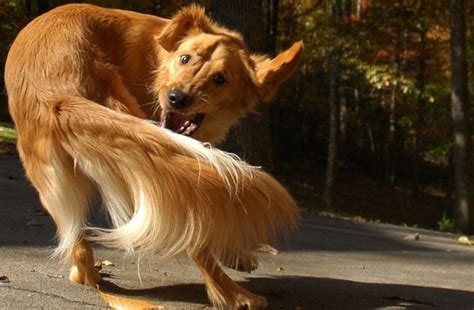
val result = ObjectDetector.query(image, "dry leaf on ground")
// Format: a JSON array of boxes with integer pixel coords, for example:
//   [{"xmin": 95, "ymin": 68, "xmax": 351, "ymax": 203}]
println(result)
[
  {"xmin": 403, "ymin": 233, "xmax": 420, "ymax": 241},
  {"xmin": 257, "ymin": 244, "xmax": 280, "ymax": 255},
  {"xmin": 457, "ymin": 236, "xmax": 474, "ymax": 246},
  {"xmin": 102, "ymin": 260, "xmax": 115, "ymax": 266}
]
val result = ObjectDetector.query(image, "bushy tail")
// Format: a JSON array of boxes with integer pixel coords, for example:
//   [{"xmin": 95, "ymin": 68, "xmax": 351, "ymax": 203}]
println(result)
[{"xmin": 54, "ymin": 96, "xmax": 299, "ymax": 262}]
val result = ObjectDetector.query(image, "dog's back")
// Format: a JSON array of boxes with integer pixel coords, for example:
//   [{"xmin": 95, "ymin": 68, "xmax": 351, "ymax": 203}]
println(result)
[{"xmin": 6, "ymin": 4, "xmax": 167, "ymax": 124}]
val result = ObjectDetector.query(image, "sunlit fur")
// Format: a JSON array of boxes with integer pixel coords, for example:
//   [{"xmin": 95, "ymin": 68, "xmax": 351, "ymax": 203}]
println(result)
[{"xmin": 5, "ymin": 3, "xmax": 302, "ymax": 309}]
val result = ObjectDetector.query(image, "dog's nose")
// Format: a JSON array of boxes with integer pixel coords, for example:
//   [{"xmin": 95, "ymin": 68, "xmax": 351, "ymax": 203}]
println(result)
[{"xmin": 168, "ymin": 90, "xmax": 192, "ymax": 110}]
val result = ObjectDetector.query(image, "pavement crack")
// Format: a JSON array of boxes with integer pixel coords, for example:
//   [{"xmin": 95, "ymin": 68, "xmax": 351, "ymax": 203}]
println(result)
[{"xmin": 1, "ymin": 285, "xmax": 107, "ymax": 308}]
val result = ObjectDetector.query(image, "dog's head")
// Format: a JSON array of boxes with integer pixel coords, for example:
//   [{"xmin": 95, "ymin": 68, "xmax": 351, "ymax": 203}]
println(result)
[{"xmin": 153, "ymin": 5, "xmax": 303, "ymax": 145}]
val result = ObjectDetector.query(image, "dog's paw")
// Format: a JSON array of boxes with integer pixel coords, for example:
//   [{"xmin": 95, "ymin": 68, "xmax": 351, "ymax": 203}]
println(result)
[{"xmin": 69, "ymin": 265, "xmax": 102, "ymax": 287}]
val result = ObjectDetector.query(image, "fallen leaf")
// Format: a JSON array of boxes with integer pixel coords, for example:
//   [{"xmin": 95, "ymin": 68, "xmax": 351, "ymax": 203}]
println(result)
[
  {"xmin": 351, "ymin": 216, "xmax": 366, "ymax": 223},
  {"xmin": 27, "ymin": 219, "xmax": 43, "ymax": 227},
  {"xmin": 0, "ymin": 275, "xmax": 10, "ymax": 284},
  {"xmin": 257, "ymin": 244, "xmax": 280, "ymax": 255},
  {"xmin": 404, "ymin": 233, "xmax": 420, "ymax": 241},
  {"xmin": 97, "ymin": 285, "xmax": 163, "ymax": 309},
  {"xmin": 102, "ymin": 260, "xmax": 115, "ymax": 266},
  {"xmin": 457, "ymin": 236, "xmax": 474, "ymax": 246}
]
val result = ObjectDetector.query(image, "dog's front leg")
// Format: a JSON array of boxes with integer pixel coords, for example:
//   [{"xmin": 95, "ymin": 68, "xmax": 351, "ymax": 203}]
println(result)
[
  {"xmin": 69, "ymin": 238, "xmax": 102, "ymax": 287},
  {"xmin": 188, "ymin": 249, "xmax": 268, "ymax": 309}
]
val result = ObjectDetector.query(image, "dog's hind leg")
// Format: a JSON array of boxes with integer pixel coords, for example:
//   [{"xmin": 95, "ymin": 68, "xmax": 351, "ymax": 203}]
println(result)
[
  {"xmin": 69, "ymin": 238, "xmax": 101, "ymax": 287},
  {"xmin": 17, "ymin": 138, "xmax": 100, "ymax": 287},
  {"xmin": 189, "ymin": 249, "xmax": 268, "ymax": 310}
]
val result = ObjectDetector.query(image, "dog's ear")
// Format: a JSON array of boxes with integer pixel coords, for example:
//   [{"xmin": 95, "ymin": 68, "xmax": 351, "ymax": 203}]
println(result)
[
  {"xmin": 253, "ymin": 41, "xmax": 304, "ymax": 102},
  {"xmin": 156, "ymin": 5, "xmax": 214, "ymax": 51}
]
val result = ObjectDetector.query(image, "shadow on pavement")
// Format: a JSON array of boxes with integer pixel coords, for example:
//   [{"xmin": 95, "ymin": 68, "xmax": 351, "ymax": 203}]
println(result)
[{"xmin": 98, "ymin": 275, "xmax": 474, "ymax": 309}]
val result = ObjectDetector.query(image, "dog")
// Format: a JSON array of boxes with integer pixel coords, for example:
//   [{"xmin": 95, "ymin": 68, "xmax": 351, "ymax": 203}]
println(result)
[{"xmin": 5, "ymin": 4, "xmax": 302, "ymax": 309}]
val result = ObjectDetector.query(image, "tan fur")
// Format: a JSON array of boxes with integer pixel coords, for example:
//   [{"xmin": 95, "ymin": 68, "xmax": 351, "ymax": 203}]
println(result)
[{"xmin": 5, "ymin": 4, "xmax": 302, "ymax": 309}]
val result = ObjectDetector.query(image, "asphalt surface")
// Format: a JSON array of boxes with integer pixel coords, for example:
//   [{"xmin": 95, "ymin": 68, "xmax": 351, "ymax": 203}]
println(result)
[{"xmin": 1, "ymin": 153, "xmax": 474, "ymax": 309}]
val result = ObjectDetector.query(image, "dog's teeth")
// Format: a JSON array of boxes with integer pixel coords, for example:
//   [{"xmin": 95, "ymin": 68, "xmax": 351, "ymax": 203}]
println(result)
[
  {"xmin": 183, "ymin": 123, "xmax": 198, "ymax": 135},
  {"xmin": 184, "ymin": 120, "xmax": 191, "ymax": 127}
]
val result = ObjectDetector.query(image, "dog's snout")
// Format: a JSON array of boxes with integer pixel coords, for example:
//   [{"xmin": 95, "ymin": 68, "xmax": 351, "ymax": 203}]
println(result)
[{"xmin": 168, "ymin": 90, "xmax": 192, "ymax": 110}]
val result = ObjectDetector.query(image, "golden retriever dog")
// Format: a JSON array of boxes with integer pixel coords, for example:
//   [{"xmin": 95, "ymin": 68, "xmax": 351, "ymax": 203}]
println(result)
[{"xmin": 5, "ymin": 3, "xmax": 302, "ymax": 309}]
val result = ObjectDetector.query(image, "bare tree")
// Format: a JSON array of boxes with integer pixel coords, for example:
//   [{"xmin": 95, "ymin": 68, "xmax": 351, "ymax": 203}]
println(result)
[
  {"xmin": 450, "ymin": 0, "xmax": 473, "ymax": 233},
  {"xmin": 413, "ymin": 0, "xmax": 427, "ymax": 200},
  {"xmin": 323, "ymin": 0, "xmax": 342, "ymax": 211},
  {"xmin": 38, "ymin": 0, "xmax": 49, "ymax": 15}
]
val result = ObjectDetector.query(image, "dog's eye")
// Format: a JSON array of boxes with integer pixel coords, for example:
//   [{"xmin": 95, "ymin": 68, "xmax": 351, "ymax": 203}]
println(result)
[
  {"xmin": 180, "ymin": 55, "xmax": 191, "ymax": 64},
  {"xmin": 213, "ymin": 74, "xmax": 226, "ymax": 85}
]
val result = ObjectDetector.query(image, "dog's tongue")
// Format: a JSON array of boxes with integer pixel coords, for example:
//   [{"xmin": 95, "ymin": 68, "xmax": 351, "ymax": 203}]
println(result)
[{"xmin": 161, "ymin": 112, "xmax": 192, "ymax": 132}]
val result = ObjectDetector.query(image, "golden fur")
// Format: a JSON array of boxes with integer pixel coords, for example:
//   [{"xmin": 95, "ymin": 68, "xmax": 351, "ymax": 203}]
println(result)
[{"xmin": 5, "ymin": 4, "xmax": 302, "ymax": 309}]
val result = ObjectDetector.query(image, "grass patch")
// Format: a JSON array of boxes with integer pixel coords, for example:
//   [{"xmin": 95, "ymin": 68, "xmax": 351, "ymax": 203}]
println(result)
[
  {"xmin": 0, "ymin": 122, "xmax": 17, "ymax": 155},
  {"xmin": 0, "ymin": 122, "xmax": 16, "ymax": 144}
]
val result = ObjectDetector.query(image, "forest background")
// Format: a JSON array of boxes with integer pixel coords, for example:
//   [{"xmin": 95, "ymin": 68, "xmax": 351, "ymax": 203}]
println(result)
[{"xmin": 1, "ymin": 0, "xmax": 473, "ymax": 233}]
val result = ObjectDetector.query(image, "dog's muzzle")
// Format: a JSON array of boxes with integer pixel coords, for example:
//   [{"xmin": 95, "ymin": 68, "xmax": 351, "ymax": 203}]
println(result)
[{"xmin": 168, "ymin": 89, "xmax": 192, "ymax": 110}]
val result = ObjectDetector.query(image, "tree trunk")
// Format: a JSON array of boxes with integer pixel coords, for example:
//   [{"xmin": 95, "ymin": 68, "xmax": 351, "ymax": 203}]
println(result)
[
  {"xmin": 151, "ymin": 0, "xmax": 157, "ymax": 15},
  {"xmin": 343, "ymin": 0, "xmax": 352, "ymax": 21},
  {"xmin": 37, "ymin": 0, "xmax": 49, "ymax": 15},
  {"xmin": 339, "ymin": 0, "xmax": 352, "ymax": 162},
  {"xmin": 323, "ymin": 0, "xmax": 342, "ymax": 211},
  {"xmin": 450, "ymin": 0, "xmax": 473, "ymax": 233},
  {"xmin": 25, "ymin": 0, "xmax": 32, "ymax": 18},
  {"xmin": 413, "ymin": 3, "xmax": 427, "ymax": 200},
  {"xmin": 386, "ymin": 1, "xmax": 404, "ymax": 184},
  {"xmin": 266, "ymin": 0, "xmax": 279, "ymax": 55},
  {"xmin": 212, "ymin": 0, "xmax": 276, "ymax": 170}
]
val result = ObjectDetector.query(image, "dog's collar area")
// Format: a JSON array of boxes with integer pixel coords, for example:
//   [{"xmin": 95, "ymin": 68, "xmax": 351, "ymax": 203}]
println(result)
[{"xmin": 160, "ymin": 111, "xmax": 205, "ymax": 136}]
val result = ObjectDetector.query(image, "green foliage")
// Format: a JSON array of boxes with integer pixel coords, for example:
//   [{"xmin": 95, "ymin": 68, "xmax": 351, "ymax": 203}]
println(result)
[
  {"xmin": 0, "ymin": 122, "xmax": 16, "ymax": 144},
  {"xmin": 274, "ymin": 0, "xmax": 465, "ymax": 182},
  {"xmin": 437, "ymin": 212, "xmax": 455, "ymax": 233}
]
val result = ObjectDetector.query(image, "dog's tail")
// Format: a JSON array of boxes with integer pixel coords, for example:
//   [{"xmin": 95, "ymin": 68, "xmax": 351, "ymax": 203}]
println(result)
[{"xmin": 53, "ymin": 96, "xmax": 299, "ymax": 262}]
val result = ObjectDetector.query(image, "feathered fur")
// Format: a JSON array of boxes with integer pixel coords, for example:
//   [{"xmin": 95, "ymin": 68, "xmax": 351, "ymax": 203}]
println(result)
[{"xmin": 5, "ymin": 4, "xmax": 302, "ymax": 309}]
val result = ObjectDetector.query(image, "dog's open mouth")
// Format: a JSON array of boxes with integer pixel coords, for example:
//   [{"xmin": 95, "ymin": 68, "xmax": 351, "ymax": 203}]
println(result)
[{"xmin": 161, "ymin": 111, "xmax": 205, "ymax": 136}]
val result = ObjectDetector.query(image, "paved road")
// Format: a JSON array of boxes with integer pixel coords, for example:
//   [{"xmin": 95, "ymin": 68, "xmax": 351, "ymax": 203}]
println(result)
[{"xmin": 1, "ymin": 153, "xmax": 474, "ymax": 309}]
